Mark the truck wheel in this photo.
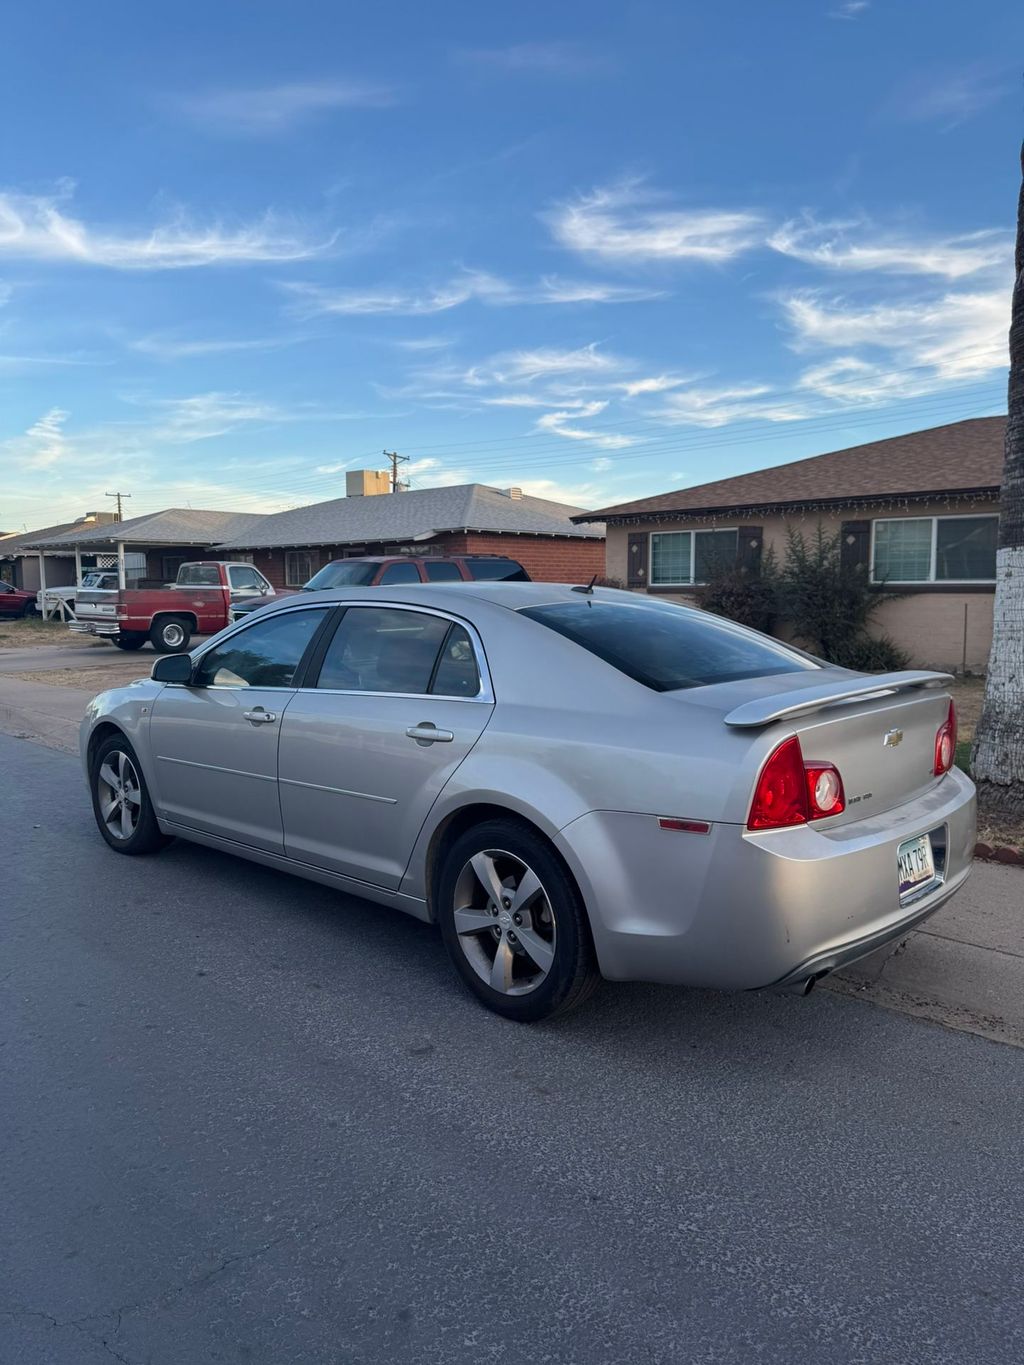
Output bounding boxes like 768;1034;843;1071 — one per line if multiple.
113;632;147;651
150;616;191;653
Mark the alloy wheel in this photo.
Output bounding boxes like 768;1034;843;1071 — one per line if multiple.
96;749;142;841
452;849;556;996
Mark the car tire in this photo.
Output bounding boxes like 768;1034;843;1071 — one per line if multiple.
112;632;147;651
89;734;170;856
150;616;191;653
437;818;601;1022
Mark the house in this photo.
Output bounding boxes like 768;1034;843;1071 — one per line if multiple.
23;508;264;591
0;511;119;590
215;478;606;587
574;417;1005;673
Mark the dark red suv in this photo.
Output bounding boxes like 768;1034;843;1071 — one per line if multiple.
0;581;36;618
230;554;530;623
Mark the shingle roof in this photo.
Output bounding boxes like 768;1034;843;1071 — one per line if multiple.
216;484;604;549
27;508;265;549
574;417;1006;522
0;518;93;555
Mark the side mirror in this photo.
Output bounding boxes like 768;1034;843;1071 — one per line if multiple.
151;654;194;684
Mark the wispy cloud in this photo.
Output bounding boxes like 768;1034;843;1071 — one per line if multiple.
168;79;397;134
617;374;692;398
0;184;331;269
653;384;808;428
19;408;70;468
829;1;869;19
453;42;607;76
534;400;636;448
283;269;660;316
892;64;1010;130
130;333;301;360
547;182;763;264
146;392;289;442
770;215;1012;279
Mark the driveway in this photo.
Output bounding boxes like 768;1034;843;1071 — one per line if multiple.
2;733;1022;1365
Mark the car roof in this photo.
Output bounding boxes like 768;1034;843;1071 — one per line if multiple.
256;580;689;618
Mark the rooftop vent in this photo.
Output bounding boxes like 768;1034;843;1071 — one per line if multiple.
499;487;523;500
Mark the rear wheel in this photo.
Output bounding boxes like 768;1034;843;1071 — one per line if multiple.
437;819;600;1022
89;734;169;855
150;615;191;653
113;632;146;651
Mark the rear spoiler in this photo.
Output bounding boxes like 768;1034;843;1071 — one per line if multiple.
723;671;954;729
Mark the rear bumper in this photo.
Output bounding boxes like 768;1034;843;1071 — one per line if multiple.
69;620;121;637
555;767;976;990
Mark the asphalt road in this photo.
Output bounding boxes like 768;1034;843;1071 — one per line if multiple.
2;734;1023;1365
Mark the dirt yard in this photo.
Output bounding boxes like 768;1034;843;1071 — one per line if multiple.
0;617;106;650
7;663;154;692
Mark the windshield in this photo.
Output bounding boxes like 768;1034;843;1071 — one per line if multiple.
304;561;378;589
519;598;818;692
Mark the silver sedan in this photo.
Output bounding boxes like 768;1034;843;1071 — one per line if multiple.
80;583;976;1021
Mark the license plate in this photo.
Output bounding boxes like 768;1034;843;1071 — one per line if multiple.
90;604;115;615
898;834;935;897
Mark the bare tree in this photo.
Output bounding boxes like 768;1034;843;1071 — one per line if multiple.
973;143;1024;823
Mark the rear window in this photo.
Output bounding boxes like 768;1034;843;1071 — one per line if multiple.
519;599;817;692
465;558;530;582
305;561;377;589
177;564;221;586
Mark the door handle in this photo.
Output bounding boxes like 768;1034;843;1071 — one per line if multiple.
406;723;454;745
243;708;277;725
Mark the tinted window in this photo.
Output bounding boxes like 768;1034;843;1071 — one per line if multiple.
195;609;328;688
317;607;449;693
936;517;997;581
431;624;481;696
228;566;263;590
305;561;377;589
465;559;529;581
378;562;422;586
424;561;464;582
519;600;816;692
177;563;221;586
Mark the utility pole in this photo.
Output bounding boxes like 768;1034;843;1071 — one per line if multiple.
384;450;408;493
105;491;131;522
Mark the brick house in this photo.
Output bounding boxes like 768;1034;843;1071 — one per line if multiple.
574;417;1005;673
215;481;605;588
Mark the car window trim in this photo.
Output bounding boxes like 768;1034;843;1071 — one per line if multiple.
303;600;494;703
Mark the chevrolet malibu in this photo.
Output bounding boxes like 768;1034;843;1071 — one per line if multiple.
81;583;975;1021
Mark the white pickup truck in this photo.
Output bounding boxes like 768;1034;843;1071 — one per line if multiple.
37;570;119;619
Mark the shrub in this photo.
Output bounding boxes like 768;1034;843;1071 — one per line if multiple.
696;549;778;633
829;634;909;673
776;525;900;666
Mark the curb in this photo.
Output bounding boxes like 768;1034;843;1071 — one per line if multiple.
974;842;1024;868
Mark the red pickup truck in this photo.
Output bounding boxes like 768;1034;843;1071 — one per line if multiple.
69;561;275;652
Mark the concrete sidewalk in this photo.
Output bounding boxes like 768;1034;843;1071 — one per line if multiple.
0;671;1021;1048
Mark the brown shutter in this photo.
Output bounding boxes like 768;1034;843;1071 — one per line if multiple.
626;531;648;588
840;520;871;575
736;526;763;574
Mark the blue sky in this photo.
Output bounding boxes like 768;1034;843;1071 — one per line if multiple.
2;0;1021;529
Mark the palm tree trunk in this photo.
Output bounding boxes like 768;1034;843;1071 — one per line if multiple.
973;142;1024;822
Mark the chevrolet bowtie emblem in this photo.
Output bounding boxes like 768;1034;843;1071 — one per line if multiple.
883;728;904;748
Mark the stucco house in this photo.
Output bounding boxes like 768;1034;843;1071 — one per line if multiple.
574;417;1005;673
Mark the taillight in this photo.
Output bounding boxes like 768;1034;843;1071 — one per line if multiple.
748;735;846;830
934;699;957;776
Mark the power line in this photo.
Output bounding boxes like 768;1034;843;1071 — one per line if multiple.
384;449;409;493
105;491;131;521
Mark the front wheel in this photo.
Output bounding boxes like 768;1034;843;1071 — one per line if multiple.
113;632;146;651
89;734;170;855
150;616;191;653
437;819;600;1022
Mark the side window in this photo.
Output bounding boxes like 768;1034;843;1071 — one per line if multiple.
424;561;463;582
194;609;328;688
431;624;481;697
317;607;449;693
378;561;422;586
465;559;529;581
228;566;262;590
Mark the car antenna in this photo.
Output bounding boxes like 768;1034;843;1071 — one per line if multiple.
571;574;599;596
